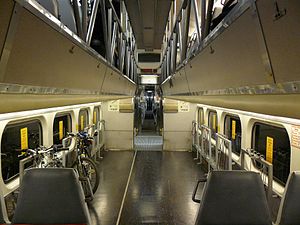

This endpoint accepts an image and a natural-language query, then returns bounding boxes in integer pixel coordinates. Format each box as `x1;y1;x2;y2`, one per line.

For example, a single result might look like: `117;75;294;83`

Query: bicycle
17;144;69;182
64;131;100;201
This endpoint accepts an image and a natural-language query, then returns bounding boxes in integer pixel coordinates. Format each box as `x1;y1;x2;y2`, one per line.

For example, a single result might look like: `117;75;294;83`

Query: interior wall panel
0;0;14;57
102;100;134;150
1;6;136;97
2;8;106;91
185;8;273;93
0;94;128;114
163;99;196;150
257;0;300;83
166;94;300;120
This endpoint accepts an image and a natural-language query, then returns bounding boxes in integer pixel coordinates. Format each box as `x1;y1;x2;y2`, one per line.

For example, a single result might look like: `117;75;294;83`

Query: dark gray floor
88;151;134;225
91;150;205;225
119;151;205;225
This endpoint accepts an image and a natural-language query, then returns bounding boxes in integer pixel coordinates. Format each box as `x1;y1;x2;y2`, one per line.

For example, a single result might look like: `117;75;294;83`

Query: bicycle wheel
79;157;100;194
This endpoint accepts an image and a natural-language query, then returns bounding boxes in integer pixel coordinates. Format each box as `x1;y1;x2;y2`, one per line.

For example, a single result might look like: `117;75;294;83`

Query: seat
12;168;91;225
194;171;272;225
276;171;300;225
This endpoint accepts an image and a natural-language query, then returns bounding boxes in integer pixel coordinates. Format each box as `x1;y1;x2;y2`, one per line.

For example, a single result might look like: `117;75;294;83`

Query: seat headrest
277;171;300;225
195;170;272;225
12;168;90;225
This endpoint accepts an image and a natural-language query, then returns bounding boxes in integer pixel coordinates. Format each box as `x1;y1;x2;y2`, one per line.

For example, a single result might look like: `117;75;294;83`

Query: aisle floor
89;150;205;225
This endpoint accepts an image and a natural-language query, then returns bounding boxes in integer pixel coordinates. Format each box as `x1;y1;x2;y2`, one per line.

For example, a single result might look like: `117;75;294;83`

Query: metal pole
181;0;191;63
73;0;83;38
200;0;206;40
107;8;113;63
172;31;177;72
100;0;108;59
110;22;117;63
178;21;183;59
82;0;88;38
86;0;100;45
208;128;212;171
192;0;201;44
204;0;214;39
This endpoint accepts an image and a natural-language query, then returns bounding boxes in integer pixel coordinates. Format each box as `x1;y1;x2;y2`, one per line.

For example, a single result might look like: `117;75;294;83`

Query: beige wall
163;98;197;151
102;98;134;150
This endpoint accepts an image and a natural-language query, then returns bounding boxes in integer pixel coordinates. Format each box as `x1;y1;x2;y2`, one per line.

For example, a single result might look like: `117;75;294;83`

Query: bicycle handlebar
17;144;69;157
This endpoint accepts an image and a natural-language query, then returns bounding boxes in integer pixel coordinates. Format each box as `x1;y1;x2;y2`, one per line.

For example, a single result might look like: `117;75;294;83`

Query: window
93;106;100;126
224;115;242;155
78;109;89;131
208;111;218;139
252;123;290;185
1;120;42;183
197;108;204;127
53;114;72;144
138;53;161;63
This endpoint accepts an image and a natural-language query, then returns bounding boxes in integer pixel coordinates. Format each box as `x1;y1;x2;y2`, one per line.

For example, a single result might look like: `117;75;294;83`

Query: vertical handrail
200;125;212;171
240;148;273;205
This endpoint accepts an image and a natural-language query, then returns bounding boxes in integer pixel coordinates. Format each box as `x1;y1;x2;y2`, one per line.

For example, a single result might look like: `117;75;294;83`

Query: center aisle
89;151;135;225
118;151;205;225
90;150;205;225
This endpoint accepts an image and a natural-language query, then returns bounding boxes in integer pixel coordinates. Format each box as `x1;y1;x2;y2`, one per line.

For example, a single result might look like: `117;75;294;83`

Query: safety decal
20;127;28;150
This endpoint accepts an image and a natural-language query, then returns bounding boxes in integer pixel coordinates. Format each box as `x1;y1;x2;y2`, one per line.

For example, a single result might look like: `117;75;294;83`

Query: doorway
134;85;163;150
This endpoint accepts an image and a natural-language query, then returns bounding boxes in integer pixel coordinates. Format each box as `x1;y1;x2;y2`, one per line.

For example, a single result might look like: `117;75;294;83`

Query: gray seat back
195;170;272;225
276;171;300;225
12;168;91;225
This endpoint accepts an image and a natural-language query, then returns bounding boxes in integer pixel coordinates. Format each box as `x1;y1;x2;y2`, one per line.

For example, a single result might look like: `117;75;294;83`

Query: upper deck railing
160;0;247;83
18;0;138;83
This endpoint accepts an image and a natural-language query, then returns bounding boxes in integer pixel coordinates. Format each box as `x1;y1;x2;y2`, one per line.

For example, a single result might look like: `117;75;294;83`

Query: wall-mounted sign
178;101;189;112
291;125;300;149
108;100;119;111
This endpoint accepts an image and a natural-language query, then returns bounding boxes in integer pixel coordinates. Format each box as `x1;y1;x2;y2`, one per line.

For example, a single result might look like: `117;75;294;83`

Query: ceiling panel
125;0;172;50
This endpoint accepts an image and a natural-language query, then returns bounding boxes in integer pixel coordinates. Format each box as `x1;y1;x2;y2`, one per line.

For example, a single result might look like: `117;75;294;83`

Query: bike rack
215;133;232;170
199;125;212;170
240;148;273;205
192;121;200;159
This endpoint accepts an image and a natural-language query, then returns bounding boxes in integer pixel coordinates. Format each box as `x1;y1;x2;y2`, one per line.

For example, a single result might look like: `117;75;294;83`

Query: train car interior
0;0;300;224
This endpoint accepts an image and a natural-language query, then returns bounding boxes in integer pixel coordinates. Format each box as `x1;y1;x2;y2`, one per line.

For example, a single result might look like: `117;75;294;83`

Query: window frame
78;108;89;131
93;106;101;126
208;110;218;139
251;121;291;185
1;119;43;183
224;114;242;156
197;107;204;128
53;112;72;145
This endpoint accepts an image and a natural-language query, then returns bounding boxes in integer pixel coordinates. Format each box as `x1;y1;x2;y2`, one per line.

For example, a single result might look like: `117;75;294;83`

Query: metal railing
160;0;251;83
191;123;274;207
199;125;212;167
215;133;232;170
241;148;273;205
191;122;233;171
